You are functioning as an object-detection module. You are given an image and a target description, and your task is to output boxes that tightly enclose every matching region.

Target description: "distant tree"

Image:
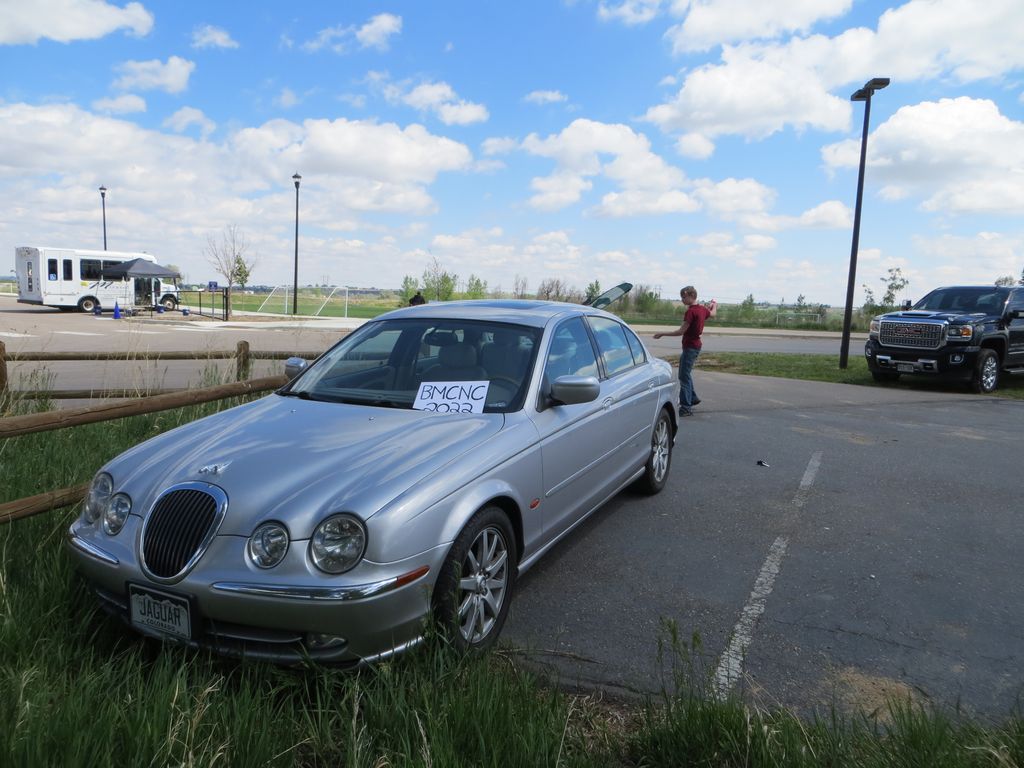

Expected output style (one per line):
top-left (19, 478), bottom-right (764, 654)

top-left (464, 274), bottom-right (487, 299)
top-left (880, 267), bottom-right (909, 307)
top-left (995, 275), bottom-right (1016, 286)
top-left (204, 224), bottom-right (257, 319)
top-left (513, 274), bottom-right (529, 299)
top-left (633, 283), bottom-right (658, 314)
top-left (163, 264), bottom-right (184, 283)
top-left (231, 255), bottom-right (251, 290)
top-left (1019, 267), bottom-right (1024, 286)
top-left (422, 257), bottom-right (457, 301)
top-left (585, 280), bottom-right (602, 303)
top-left (400, 275), bottom-right (419, 305)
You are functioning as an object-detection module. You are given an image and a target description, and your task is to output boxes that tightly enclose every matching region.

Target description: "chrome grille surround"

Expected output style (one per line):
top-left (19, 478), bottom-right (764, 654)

top-left (140, 482), bottom-right (227, 584)
top-left (878, 320), bottom-right (944, 350)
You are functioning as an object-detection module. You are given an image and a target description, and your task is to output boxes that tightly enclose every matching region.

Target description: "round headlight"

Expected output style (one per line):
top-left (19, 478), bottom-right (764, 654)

top-left (310, 514), bottom-right (366, 574)
top-left (102, 493), bottom-right (132, 535)
top-left (84, 473), bottom-right (113, 524)
top-left (248, 522), bottom-right (290, 568)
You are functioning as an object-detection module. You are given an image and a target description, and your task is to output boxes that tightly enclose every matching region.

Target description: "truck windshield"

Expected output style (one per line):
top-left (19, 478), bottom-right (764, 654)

top-left (914, 288), bottom-right (1006, 314)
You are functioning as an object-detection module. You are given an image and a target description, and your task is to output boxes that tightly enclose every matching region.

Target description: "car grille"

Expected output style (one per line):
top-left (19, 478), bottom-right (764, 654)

top-left (141, 485), bottom-right (225, 581)
top-left (878, 320), bottom-right (943, 350)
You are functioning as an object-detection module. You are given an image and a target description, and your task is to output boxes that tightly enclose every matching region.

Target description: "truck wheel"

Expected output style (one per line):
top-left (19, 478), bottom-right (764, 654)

top-left (433, 505), bottom-right (516, 652)
top-left (871, 370), bottom-right (900, 384)
top-left (971, 349), bottom-right (999, 394)
top-left (77, 296), bottom-right (99, 313)
top-left (160, 295), bottom-right (178, 311)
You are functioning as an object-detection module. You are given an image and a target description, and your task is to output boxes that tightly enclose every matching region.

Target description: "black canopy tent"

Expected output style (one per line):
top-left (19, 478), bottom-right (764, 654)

top-left (100, 258), bottom-right (180, 280)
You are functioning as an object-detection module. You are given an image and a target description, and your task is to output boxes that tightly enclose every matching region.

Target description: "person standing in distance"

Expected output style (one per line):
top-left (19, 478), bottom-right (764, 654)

top-left (653, 286), bottom-right (716, 417)
top-left (409, 290), bottom-right (426, 306)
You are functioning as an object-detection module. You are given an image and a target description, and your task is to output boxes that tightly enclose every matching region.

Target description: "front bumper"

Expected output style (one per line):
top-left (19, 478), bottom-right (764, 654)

top-left (67, 521), bottom-right (447, 665)
top-left (864, 339), bottom-right (979, 380)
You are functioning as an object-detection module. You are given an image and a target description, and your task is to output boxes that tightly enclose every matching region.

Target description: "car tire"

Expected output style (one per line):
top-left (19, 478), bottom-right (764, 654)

top-left (971, 349), bottom-right (999, 394)
top-left (160, 295), bottom-right (178, 311)
top-left (871, 369), bottom-right (900, 384)
top-left (635, 409), bottom-right (673, 495)
top-left (433, 505), bottom-right (517, 652)
top-left (77, 296), bottom-right (99, 313)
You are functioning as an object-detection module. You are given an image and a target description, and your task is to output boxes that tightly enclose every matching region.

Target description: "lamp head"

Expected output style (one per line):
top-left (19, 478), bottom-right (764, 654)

top-left (99, 185), bottom-right (107, 197)
top-left (292, 172), bottom-right (301, 189)
top-left (866, 77), bottom-right (890, 90)
top-left (851, 89), bottom-right (869, 102)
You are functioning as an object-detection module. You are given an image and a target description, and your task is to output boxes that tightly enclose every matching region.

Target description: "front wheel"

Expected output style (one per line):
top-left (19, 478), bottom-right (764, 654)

top-left (433, 506), bottom-right (516, 652)
top-left (160, 295), bottom-right (178, 311)
top-left (635, 409), bottom-right (673, 495)
top-left (77, 296), bottom-right (99, 313)
top-left (971, 349), bottom-right (999, 394)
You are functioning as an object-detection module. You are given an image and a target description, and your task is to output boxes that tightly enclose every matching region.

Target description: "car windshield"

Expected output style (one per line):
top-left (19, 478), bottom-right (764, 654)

top-left (284, 318), bottom-right (540, 414)
top-left (914, 288), bottom-right (1007, 314)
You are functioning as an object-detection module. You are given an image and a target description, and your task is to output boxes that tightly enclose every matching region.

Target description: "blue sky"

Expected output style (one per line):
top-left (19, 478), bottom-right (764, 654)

top-left (2, 0), bottom-right (1022, 304)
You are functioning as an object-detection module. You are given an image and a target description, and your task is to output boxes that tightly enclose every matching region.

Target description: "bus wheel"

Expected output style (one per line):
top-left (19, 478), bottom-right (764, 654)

top-left (78, 296), bottom-right (99, 313)
top-left (160, 295), bottom-right (178, 311)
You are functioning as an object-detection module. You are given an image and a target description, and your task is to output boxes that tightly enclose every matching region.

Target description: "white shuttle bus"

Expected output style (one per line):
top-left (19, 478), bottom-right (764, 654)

top-left (15, 246), bottom-right (179, 312)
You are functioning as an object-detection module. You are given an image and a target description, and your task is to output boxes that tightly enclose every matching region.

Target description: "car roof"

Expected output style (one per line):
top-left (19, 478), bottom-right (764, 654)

top-left (374, 299), bottom-right (622, 328)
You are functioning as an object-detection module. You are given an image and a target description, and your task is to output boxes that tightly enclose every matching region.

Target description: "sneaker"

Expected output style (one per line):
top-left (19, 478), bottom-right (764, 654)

top-left (678, 407), bottom-right (693, 417)
top-left (691, 398), bottom-right (701, 406)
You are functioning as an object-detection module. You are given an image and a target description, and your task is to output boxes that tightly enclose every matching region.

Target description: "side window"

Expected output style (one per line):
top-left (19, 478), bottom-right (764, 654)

top-left (81, 259), bottom-right (101, 280)
top-left (587, 316), bottom-right (635, 377)
top-left (63, 259), bottom-right (73, 280)
top-left (47, 259), bottom-right (58, 280)
top-left (101, 260), bottom-right (121, 277)
top-left (623, 324), bottom-right (647, 365)
top-left (544, 318), bottom-right (598, 381)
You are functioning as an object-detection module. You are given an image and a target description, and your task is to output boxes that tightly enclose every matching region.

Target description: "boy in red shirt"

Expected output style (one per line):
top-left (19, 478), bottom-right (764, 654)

top-left (654, 286), bottom-right (716, 416)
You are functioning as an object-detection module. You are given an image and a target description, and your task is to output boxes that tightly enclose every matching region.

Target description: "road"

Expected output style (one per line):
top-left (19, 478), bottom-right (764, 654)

top-left (7, 299), bottom-right (1017, 718)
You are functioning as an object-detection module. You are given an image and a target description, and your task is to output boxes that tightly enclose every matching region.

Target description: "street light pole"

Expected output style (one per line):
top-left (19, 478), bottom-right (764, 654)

top-left (292, 173), bottom-right (301, 315)
top-left (99, 186), bottom-right (107, 250)
top-left (839, 77), bottom-right (890, 369)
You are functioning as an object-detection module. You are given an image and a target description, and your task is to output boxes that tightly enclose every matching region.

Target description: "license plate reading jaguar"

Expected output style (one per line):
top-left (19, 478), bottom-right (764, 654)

top-left (129, 584), bottom-right (191, 640)
top-left (897, 363), bottom-right (914, 373)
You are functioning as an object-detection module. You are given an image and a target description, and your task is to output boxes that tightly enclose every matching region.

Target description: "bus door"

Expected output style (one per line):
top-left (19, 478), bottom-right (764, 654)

top-left (134, 277), bottom-right (155, 307)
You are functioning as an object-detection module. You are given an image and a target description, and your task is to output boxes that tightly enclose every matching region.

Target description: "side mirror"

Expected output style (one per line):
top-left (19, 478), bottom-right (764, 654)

top-left (284, 357), bottom-right (308, 380)
top-left (549, 375), bottom-right (600, 406)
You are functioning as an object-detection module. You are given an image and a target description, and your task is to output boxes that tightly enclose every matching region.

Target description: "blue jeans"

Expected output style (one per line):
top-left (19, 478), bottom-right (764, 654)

top-left (678, 347), bottom-right (700, 411)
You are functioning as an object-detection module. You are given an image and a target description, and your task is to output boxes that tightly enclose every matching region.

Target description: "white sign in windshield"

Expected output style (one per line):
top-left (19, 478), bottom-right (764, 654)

top-left (413, 381), bottom-right (490, 413)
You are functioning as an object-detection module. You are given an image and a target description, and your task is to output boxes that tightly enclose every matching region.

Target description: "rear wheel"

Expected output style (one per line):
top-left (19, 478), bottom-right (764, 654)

top-left (871, 369), bottom-right (900, 384)
top-left (636, 409), bottom-right (673, 495)
top-left (77, 296), bottom-right (99, 313)
top-left (971, 349), bottom-right (999, 393)
top-left (433, 506), bottom-right (516, 652)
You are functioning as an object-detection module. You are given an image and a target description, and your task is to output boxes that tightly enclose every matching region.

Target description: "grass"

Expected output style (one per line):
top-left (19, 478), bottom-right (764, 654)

top-left (3, 371), bottom-right (1024, 765)
top-left (696, 352), bottom-right (1024, 400)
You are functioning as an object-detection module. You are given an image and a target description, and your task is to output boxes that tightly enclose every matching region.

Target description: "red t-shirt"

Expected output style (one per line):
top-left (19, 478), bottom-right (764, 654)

top-left (683, 304), bottom-right (712, 350)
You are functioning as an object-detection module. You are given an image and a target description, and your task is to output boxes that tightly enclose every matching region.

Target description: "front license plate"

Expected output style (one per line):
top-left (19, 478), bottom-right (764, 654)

top-left (129, 584), bottom-right (192, 640)
top-left (897, 363), bottom-right (914, 373)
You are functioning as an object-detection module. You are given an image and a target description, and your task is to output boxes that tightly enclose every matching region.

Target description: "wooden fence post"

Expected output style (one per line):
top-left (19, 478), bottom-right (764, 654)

top-left (236, 340), bottom-right (250, 381)
top-left (0, 340), bottom-right (7, 393)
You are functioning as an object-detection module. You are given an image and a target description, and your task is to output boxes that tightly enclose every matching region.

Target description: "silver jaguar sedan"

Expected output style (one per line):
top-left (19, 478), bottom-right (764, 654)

top-left (67, 299), bottom-right (678, 665)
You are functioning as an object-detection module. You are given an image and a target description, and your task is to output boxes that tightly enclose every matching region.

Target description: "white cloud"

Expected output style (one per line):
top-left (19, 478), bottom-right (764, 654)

top-left (113, 56), bottom-right (195, 94)
top-left (191, 24), bottom-right (238, 50)
top-left (385, 80), bottom-right (489, 125)
top-left (0, 0), bottom-right (152, 45)
top-left (597, 0), bottom-right (666, 26)
top-left (91, 94), bottom-right (145, 114)
top-left (740, 200), bottom-right (853, 231)
top-left (356, 13), bottom-right (401, 50)
top-left (822, 97), bottom-right (1024, 216)
top-left (163, 107), bottom-right (216, 138)
top-left (481, 137), bottom-right (518, 156)
top-left (302, 13), bottom-right (402, 54)
top-left (647, 0), bottom-right (1024, 151)
top-left (524, 90), bottom-right (568, 105)
top-left (676, 132), bottom-right (714, 159)
top-left (275, 88), bottom-right (300, 109)
top-left (680, 231), bottom-right (770, 268)
top-left (665, 0), bottom-right (852, 53)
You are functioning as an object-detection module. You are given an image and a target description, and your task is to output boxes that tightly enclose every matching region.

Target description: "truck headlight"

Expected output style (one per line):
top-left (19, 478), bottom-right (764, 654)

top-left (310, 514), bottom-right (366, 574)
top-left (248, 522), bottom-right (290, 568)
top-left (102, 493), bottom-right (132, 535)
top-left (84, 473), bottom-right (113, 524)
top-left (869, 318), bottom-right (880, 334)
top-left (947, 325), bottom-right (973, 339)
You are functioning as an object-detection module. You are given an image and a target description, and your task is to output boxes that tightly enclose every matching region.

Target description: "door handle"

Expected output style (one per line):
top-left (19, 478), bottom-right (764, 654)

top-left (602, 397), bottom-right (614, 409)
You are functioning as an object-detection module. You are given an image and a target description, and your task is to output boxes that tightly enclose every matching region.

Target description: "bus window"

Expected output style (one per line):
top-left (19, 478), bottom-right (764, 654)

top-left (101, 260), bottom-right (121, 276)
top-left (63, 259), bottom-right (73, 280)
top-left (48, 259), bottom-right (58, 280)
top-left (81, 259), bottom-right (101, 280)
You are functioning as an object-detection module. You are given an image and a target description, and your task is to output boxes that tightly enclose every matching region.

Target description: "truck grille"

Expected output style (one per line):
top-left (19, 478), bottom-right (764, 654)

top-left (141, 484), bottom-right (226, 581)
top-left (878, 320), bottom-right (943, 350)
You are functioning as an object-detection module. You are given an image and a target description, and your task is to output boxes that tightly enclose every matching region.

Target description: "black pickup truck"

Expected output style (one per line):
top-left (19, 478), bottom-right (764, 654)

top-left (864, 285), bottom-right (1024, 393)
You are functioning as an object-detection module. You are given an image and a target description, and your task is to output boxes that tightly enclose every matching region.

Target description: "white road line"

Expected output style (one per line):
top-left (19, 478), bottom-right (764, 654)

top-left (713, 449), bottom-right (824, 698)
top-left (53, 331), bottom-right (104, 336)
top-left (0, 331), bottom-right (34, 338)
top-left (112, 329), bottom-right (165, 335)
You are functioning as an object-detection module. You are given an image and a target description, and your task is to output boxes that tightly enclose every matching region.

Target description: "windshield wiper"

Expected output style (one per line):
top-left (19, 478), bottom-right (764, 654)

top-left (278, 389), bottom-right (313, 400)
